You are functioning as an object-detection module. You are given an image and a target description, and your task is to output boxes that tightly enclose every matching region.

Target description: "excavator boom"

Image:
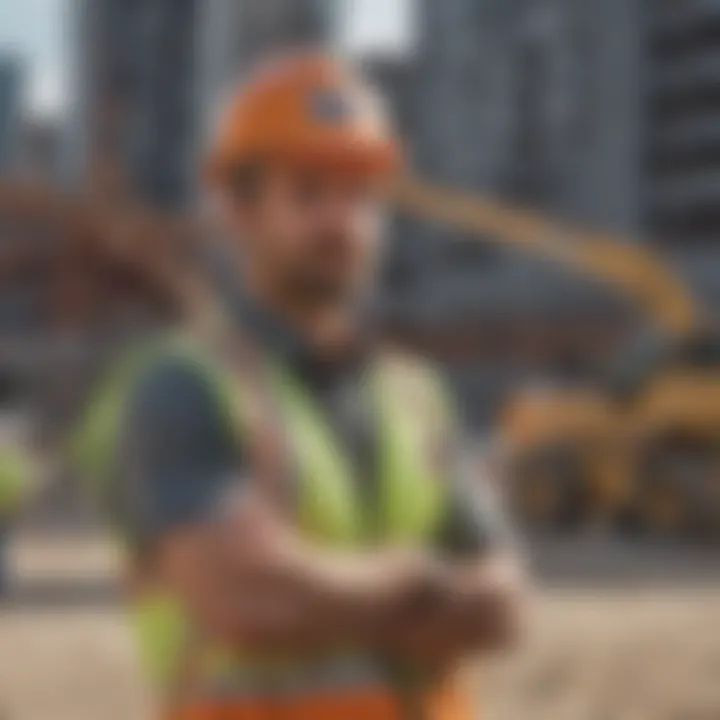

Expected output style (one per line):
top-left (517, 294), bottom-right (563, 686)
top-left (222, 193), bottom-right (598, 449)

top-left (391, 178), bottom-right (700, 335)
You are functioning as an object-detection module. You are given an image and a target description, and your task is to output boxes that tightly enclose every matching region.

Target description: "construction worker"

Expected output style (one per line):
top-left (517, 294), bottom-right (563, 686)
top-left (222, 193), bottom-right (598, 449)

top-left (77, 51), bottom-right (524, 719)
top-left (0, 420), bottom-right (33, 599)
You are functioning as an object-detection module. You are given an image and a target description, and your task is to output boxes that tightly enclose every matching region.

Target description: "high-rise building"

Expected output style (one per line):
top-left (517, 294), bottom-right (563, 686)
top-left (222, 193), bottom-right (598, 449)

top-left (646, 1), bottom-right (720, 248)
top-left (75, 0), bottom-right (199, 206)
top-left (376, 0), bottom-right (646, 325)
top-left (0, 57), bottom-right (24, 174)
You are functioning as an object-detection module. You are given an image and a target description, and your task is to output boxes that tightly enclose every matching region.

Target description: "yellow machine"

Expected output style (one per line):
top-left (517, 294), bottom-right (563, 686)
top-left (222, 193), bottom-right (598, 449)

top-left (393, 180), bottom-right (720, 540)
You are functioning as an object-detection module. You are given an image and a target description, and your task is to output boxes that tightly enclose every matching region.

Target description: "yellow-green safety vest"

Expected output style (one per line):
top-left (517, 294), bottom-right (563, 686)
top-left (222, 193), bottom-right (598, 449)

top-left (73, 337), bottom-right (455, 693)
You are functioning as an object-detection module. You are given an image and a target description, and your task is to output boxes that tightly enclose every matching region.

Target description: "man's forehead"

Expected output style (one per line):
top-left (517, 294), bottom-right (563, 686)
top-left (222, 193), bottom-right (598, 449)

top-left (266, 166), bottom-right (379, 195)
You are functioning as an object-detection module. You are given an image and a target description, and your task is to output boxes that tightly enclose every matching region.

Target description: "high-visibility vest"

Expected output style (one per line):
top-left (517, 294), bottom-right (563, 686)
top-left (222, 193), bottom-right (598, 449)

top-left (74, 337), bottom-right (472, 720)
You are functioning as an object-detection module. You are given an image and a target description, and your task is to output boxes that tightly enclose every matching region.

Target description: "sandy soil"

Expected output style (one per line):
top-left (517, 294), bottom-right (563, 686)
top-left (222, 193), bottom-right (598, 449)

top-left (2, 540), bottom-right (720, 720)
top-left (483, 589), bottom-right (720, 720)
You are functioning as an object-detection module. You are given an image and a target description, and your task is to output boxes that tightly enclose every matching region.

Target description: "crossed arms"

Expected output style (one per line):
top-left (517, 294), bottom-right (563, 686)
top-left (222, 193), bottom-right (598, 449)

top-left (152, 490), bottom-right (524, 670)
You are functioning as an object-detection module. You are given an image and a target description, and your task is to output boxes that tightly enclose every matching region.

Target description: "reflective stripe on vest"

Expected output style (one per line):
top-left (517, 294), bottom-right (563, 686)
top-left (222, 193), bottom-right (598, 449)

top-left (203, 655), bottom-right (398, 701)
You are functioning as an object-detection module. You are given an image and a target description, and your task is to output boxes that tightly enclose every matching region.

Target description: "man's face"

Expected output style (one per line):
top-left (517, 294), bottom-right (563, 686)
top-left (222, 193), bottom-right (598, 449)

top-left (226, 166), bottom-right (386, 305)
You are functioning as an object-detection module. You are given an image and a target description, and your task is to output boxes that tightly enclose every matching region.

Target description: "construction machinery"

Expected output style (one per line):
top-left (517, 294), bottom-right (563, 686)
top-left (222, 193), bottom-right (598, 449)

top-left (394, 181), bottom-right (720, 540)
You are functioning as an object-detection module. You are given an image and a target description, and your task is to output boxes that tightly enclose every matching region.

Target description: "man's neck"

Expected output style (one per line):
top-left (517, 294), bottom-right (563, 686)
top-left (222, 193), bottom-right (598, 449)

top-left (241, 275), bottom-right (360, 362)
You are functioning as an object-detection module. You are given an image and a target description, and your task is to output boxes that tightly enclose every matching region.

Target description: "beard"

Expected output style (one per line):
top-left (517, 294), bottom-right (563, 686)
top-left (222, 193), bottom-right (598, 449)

top-left (281, 262), bottom-right (360, 307)
top-left (280, 235), bottom-right (374, 308)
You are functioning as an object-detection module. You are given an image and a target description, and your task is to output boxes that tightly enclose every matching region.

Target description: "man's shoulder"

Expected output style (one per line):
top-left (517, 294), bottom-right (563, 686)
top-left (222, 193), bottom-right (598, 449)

top-left (128, 346), bottom-right (229, 429)
top-left (115, 344), bottom-right (245, 543)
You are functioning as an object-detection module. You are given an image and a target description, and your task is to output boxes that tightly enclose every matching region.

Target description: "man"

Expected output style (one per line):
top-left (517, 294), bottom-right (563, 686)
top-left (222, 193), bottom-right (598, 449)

top-left (102, 52), bottom-right (523, 719)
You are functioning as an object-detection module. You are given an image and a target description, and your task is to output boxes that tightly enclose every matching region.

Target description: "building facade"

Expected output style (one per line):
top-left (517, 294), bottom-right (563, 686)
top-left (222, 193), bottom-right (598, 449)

top-left (646, 0), bottom-right (720, 248)
top-left (73, 0), bottom-right (199, 206)
top-left (378, 0), bottom-right (647, 322)
top-left (0, 57), bottom-right (23, 174)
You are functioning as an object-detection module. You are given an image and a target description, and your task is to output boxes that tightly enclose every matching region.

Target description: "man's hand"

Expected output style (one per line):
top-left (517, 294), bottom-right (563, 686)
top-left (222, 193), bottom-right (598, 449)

top-left (384, 555), bottom-right (525, 672)
top-left (205, 487), bottom-right (436, 650)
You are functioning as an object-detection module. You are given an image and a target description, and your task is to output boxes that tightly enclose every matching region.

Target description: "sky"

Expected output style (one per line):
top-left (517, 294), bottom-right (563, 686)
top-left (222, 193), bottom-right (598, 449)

top-left (335, 0), bottom-right (416, 59)
top-left (0, 0), bottom-right (414, 118)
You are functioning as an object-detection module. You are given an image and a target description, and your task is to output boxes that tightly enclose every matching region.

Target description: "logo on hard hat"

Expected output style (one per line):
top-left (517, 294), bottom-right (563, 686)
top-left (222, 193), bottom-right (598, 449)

top-left (310, 90), bottom-right (355, 123)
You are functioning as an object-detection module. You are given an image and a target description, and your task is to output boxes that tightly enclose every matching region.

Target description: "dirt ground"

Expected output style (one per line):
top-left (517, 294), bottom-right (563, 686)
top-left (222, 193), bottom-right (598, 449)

top-left (2, 538), bottom-right (720, 720)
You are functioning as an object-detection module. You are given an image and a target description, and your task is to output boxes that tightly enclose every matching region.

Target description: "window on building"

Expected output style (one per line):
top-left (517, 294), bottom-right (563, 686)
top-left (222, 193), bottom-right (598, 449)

top-left (507, 37), bottom-right (552, 204)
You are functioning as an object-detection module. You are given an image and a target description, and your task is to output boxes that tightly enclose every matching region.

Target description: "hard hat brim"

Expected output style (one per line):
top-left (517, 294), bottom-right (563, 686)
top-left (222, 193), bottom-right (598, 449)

top-left (206, 137), bottom-right (402, 188)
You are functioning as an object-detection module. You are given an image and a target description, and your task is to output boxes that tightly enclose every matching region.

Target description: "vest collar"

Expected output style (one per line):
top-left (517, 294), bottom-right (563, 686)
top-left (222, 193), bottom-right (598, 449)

top-left (228, 287), bottom-right (375, 389)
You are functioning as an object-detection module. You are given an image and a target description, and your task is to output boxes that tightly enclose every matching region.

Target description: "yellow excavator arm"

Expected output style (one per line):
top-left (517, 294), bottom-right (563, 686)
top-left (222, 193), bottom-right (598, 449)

top-left (0, 176), bottom-right (702, 336)
top-left (391, 178), bottom-right (700, 335)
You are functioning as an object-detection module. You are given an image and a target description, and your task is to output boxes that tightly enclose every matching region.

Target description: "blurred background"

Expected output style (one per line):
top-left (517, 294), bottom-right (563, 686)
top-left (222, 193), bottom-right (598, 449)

top-left (1, 1), bottom-right (720, 719)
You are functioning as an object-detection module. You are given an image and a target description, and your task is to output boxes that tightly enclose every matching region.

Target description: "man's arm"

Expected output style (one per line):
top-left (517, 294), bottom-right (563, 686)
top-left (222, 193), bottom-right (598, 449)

top-left (386, 442), bottom-right (525, 667)
top-left (379, 553), bottom-right (524, 672)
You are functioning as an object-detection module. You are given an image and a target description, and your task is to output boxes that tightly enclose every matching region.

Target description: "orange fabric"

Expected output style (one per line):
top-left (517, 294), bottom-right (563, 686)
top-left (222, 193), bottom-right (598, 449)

top-left (276, 689), bottom-right (403, 720)
top-left (168, 685), bottom-right (472, 720)
top-left (206, 51), bottom-right (402, 184)
top-left (169, 692), bottom-right (399, 720)
top-left (168, 703), bottom-right (268, 720)
top-left (425, 678), bottom-right (474, 720)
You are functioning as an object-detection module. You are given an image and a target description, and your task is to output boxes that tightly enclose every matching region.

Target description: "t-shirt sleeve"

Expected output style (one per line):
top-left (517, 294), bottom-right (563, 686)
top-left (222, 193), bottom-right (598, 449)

top-left (118, 357), bottom-right (244, 545)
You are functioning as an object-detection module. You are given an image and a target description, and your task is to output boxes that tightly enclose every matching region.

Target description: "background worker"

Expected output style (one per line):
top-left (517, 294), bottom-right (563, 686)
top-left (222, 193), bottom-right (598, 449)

top-left (94, 52), bottom-right (524, 719)
top-left (0, 417), bottom-right (34, 599)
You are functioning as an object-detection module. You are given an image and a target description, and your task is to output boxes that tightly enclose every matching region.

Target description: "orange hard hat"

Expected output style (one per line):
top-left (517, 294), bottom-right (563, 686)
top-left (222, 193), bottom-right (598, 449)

top-left (206, 51), bottom-right (403, 185)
